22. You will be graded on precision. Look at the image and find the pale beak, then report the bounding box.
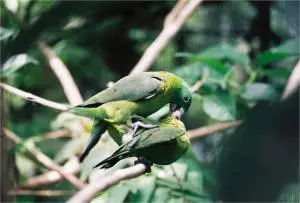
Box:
[171,107,185,120]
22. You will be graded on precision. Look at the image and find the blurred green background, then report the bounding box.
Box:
[1,0,299,202]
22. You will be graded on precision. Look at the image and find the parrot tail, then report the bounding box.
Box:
[93,149,131,169]
[79,119,108,162]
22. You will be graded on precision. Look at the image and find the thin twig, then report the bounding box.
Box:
[190,69,209,93]
[38,41,83,105]
[67,163,147,203]
[188,121,242,140]
[130,0,203,74]
[29,129,72,142]
[8,189,74,197]
[4,129,85,189]
[169,165,184,201]
[18,157,80,189]
[281,60,300,100]
[0,83,68,111]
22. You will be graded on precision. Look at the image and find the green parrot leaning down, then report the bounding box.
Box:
[93,114,191,170]
[67,71,192,162]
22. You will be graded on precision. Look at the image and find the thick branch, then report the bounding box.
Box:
[281,60,300,100]
[4,129,85,189]
[130,0,203,74]
[188,121,242,140]
[67,163,147,203]
[38,41,83,105]
[0,83,68,111]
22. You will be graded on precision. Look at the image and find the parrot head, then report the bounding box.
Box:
[170,82,192,119]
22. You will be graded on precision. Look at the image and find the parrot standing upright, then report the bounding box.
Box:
[67,71,192,162]
[94,115,190,169]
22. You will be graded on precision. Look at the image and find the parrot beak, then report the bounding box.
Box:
[170,104,185,119]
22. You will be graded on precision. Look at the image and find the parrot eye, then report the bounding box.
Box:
[183,94,190,102]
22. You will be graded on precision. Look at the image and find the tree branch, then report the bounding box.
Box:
[38,41,83,105]
[188,121,242,140]
[281,60,300,100]
[8,189,74,197]
[130,0,203,74]
[4,129,85,189]
[0,83,69,111]
[190,69,209,93]
[29,129,72,143]
[18,157,80,189]
[67,163,147,203]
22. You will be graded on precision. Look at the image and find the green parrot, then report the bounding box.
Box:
[94,115,190,169]
[67,71,192,162]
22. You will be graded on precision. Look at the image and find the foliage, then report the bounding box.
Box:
[1,0,299,202]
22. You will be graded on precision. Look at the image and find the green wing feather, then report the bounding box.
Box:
[94,126,184,168]
[77,73,163,107]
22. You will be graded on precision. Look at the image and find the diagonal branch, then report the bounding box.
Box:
[281,60,300,100]
[38,41,83,105]
[188,121,242,140]
[4,129,86,189]
[8,189,74,197]
[18,157,80,189]
[190,69,209,93]
[130,0,203,74]
[0,83,68,111]
[67,163,147,203]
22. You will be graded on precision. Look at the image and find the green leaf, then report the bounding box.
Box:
[257,52,297,66]
[173,63,203,85]
[176,53,229,75]
[198,43,250,67]
[175,54,231,88]
[0,27,14,41]
[259,68,291,79]
[241,83,280,101]
[257,37,300,66]
[151,187,170,202]
[108,182,130,203]
[130,176,156,202]
[1,54,38,77]
[203,89,236,121]
[272,37,300,54]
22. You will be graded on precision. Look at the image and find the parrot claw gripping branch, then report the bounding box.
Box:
[67,71,193,165]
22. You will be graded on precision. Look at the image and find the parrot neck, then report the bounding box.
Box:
[135,92,171,116]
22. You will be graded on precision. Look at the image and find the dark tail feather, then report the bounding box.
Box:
[79,119,107,162]
[93,151,130,169]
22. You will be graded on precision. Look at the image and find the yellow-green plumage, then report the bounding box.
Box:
[67,71,192,162]
[95,115,190,168]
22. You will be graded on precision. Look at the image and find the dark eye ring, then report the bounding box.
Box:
[183,94,189,102]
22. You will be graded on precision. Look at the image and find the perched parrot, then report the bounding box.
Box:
[67,71,192,162]
[93,115,190,169]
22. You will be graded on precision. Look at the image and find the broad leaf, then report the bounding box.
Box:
[257,37,300,66]
[259,68,291,79]
[241,83,280,101]
[203,89,236,121]
[199,43,250,67]
[257,52,298,66]
[1,54,38,77]
[0,27,14,41]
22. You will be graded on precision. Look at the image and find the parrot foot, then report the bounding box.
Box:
[131,121,158,135]
[122,121,157,144]
[134,156,153,173]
